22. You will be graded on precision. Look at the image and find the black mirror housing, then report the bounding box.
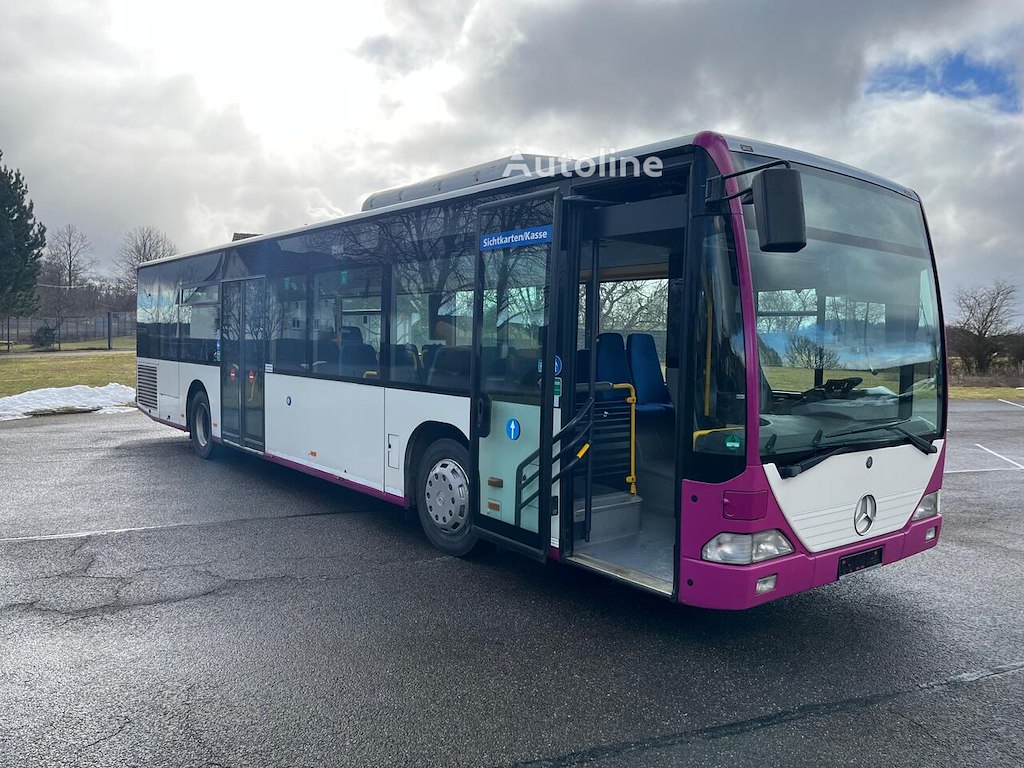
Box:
[751,167,806,252]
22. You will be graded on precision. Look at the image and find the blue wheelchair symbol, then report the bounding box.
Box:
[505,418,521,441]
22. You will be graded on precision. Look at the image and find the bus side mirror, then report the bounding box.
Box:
[751,167,806,253]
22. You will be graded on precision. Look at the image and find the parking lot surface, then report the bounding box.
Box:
[1,400,1022,767]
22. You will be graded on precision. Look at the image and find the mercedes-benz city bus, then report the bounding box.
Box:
[136,130,946,609]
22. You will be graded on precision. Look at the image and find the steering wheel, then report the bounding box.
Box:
[801,376,863,401]
[823,376,863,396]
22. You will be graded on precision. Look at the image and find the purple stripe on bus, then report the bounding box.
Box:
[693,130,762,470]
[146,411,188,433]
[924,445,946,495]
[264,452,410,507]
[140,405,410,507]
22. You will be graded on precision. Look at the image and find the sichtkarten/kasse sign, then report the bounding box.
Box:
[480,224,553,251]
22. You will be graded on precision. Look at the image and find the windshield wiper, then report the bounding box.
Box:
[777,445,857,478]
[773,420,936,479]
[824,419,937,455]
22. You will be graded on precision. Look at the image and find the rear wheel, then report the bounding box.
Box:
[416,439,479,556]
[189,390,216,460]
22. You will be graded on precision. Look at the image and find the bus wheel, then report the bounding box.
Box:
[189,390,217,460]
[416,439,478,556]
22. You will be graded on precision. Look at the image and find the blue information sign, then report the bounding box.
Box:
[505,418,521,441]
[553,355,562,376]
[480,225,553,251]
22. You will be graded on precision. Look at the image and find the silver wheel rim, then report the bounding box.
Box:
[424,457,469,534]
[196,403,210,447]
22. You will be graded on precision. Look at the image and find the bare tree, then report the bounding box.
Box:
[785,333,842,370]
[114,225,177,296]
[597,279,669,334]
[756,289,817,334]
[38,224,96,346]
[1002,332,1024,368]
[951,279,1019,374]
[44,223,95,286]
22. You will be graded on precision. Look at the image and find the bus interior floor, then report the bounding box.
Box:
[574,509,675,587]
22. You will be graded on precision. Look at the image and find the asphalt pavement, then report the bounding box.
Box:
[1,400,1022,767]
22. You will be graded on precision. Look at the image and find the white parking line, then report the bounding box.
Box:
[0,522,196,544]
[998,399,1024,410]
[0,511,332,544]
[946,467,1022,475]
[975,443,1024,471]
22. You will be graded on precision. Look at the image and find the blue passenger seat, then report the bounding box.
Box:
[627,333,673,413]
[339,342,378,378]
[595,333,631,400]
[427,347,472,389]
[339,326,363,344]
[390,343,420,382]
[421,344,441,378]
[312,335,339,373]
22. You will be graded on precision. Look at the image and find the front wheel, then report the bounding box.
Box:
[416,439,479,556]
[189,390,217,460]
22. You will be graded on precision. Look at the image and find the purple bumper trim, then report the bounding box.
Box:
[264,452,409,507]
[141,407,188,433]
[680,515,942,610]
[142,403,409,508]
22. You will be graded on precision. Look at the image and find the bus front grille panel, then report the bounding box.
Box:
[136,363,158,409]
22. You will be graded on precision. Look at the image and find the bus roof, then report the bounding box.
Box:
[360,153,566,212]
[146,131,919,267]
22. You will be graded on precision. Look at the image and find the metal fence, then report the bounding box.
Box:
[1,313,137,351]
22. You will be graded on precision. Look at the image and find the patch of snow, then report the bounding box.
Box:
[0,383,137,421]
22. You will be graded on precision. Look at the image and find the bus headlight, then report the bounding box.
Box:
[702,530,794,565]
[912,491,940,520]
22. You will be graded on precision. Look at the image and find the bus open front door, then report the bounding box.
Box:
[469,190,564,560]
[563,190,688,597]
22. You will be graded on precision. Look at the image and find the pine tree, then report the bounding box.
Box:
[0,150,47,317]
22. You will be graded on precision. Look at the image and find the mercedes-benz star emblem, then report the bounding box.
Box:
[854,495,877,536]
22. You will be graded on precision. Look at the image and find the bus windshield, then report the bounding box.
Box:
[736,156,945,461]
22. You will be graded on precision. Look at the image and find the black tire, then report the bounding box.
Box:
[415,438,479,556]
[189,390,217,460]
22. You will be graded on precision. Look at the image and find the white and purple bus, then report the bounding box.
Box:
[136,130,946,608]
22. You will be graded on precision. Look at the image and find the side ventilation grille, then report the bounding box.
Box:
[136,363,158,409]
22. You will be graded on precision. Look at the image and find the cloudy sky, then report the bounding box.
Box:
[2,0,1022,313]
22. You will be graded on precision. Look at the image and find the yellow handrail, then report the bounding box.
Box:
[612,383,637,494]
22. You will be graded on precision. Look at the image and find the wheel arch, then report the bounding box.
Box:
[185,379,207,430]
[404,421,469,507]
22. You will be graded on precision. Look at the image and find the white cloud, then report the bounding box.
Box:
[839,93,1024,299]
[1,0,1021,317]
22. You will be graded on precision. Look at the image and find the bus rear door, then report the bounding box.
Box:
[220,277,267,452]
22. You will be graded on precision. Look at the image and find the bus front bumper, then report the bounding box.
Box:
[679,515,941,610]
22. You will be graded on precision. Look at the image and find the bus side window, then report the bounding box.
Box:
[692,224,747,464]
[180,284,220,364]
[390,258,474,390]
[269,274,308,373]
[311,266,382,379]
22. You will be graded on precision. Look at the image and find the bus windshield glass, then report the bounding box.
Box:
[735,155,945,461]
